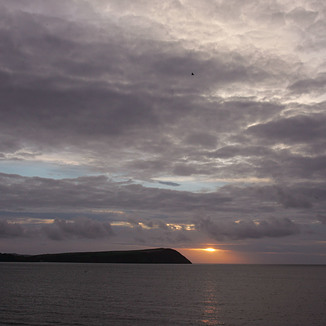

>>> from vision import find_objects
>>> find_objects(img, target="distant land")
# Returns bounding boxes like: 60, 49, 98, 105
0, 248, 192, 264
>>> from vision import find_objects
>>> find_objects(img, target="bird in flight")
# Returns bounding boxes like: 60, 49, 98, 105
191, 72, 194, 76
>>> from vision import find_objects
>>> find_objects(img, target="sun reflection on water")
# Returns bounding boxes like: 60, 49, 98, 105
200, 277, 225, 325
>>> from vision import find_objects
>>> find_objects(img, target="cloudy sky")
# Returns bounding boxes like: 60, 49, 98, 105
0, 0, 325, 263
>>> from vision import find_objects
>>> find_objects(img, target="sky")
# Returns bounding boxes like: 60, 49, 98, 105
0, 0, 326, 264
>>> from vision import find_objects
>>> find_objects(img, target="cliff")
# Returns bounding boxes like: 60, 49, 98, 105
0, 248, 191, 264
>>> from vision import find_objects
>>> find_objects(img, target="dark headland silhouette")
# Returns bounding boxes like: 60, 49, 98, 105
0, 248, 192, 264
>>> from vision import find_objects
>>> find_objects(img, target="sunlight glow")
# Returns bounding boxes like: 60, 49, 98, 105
7, 218, 55, 225
188, 247, 219, 253
178, 247, 247, 264
203, 248, 217, 252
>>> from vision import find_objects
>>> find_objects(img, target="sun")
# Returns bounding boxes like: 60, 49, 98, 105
203, 248, 217, 252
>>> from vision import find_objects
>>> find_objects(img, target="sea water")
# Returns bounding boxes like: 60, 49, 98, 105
0, 263, 325, 326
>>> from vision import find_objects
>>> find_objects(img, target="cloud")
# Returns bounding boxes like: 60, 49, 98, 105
289, 74, 326, 95
42, 217, 114, 240
0, 220, 25, 238
158, 181, 180, 187
184, 132, 218, 148
0, 173, 232, 215
247, 114, 326, 145
0, 171, 324, 219
0, 1, 326, 261
197, 217, 300, 241
207, 145, 273, 159
0, 216, 114, 241
285, 6, 318, 27
317, 215, 326, 225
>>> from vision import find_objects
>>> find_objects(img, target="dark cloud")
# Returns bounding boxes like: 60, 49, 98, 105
184, 132, 218, 148
247, 114, 326, 145
0, 173, 230, 213
285, 7, 318, 27
317, 215, 326, 225
0, 216, 114, 240
289, 74, 326, 94
158, 181, 180, 187
197, 217, 300, 241
220, 182, 324, 211
0, 1, 325, 261
207, 145, 273, 159
42, 217, 114, 240
172, 164, 202, 176
0, 0, 285, 163
0, 172, 323, 230
0, 220, 25, 238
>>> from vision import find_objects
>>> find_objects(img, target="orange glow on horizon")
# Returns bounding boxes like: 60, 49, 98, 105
186, 247, 219, 253
177, 247, 249, 264
203, 248, 217, 252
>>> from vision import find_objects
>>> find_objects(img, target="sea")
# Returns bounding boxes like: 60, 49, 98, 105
0, 263, 325, 326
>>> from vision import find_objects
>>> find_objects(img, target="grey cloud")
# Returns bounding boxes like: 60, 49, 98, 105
0, 216, 114, 240
244, 150, 326, 181
0, 135, 21, 153
152, 52, 266, 89
0, 173, 231, 213
274, 187, 313, 209
0, 1, 286, 152
184, 132, 218, 148
154, 220, 170, 230
42, 217, 114, 240
221, 183, 321, 211
158, 181, 180, 187
207, 145, 272, 159
2, 171, 322, 226
285, 7, 318, 27
298, 16, 326, 52
247, 114, 326, 144
128, 160, 170, 173
283, 155, 326, 179
0, 171, 324, 251
289, 73, 326, 94
317, 215, 326, 224
173, 164, 200, 176
0, 220, 25, 238
0, 0, 294, 188
197, 217, 300, 241
0, 0, 326, 260
0, 87, 160, 143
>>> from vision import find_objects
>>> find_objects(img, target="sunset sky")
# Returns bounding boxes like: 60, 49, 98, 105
1, 0, 325, 264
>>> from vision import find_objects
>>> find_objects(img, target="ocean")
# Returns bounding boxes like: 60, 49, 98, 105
0, 263, 325, 326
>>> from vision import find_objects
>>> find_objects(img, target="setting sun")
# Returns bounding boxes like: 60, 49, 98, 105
203, 248, 217, 252
178, 247, 243, 264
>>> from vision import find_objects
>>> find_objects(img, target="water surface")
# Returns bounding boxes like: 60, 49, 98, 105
1, 263, 325, 325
